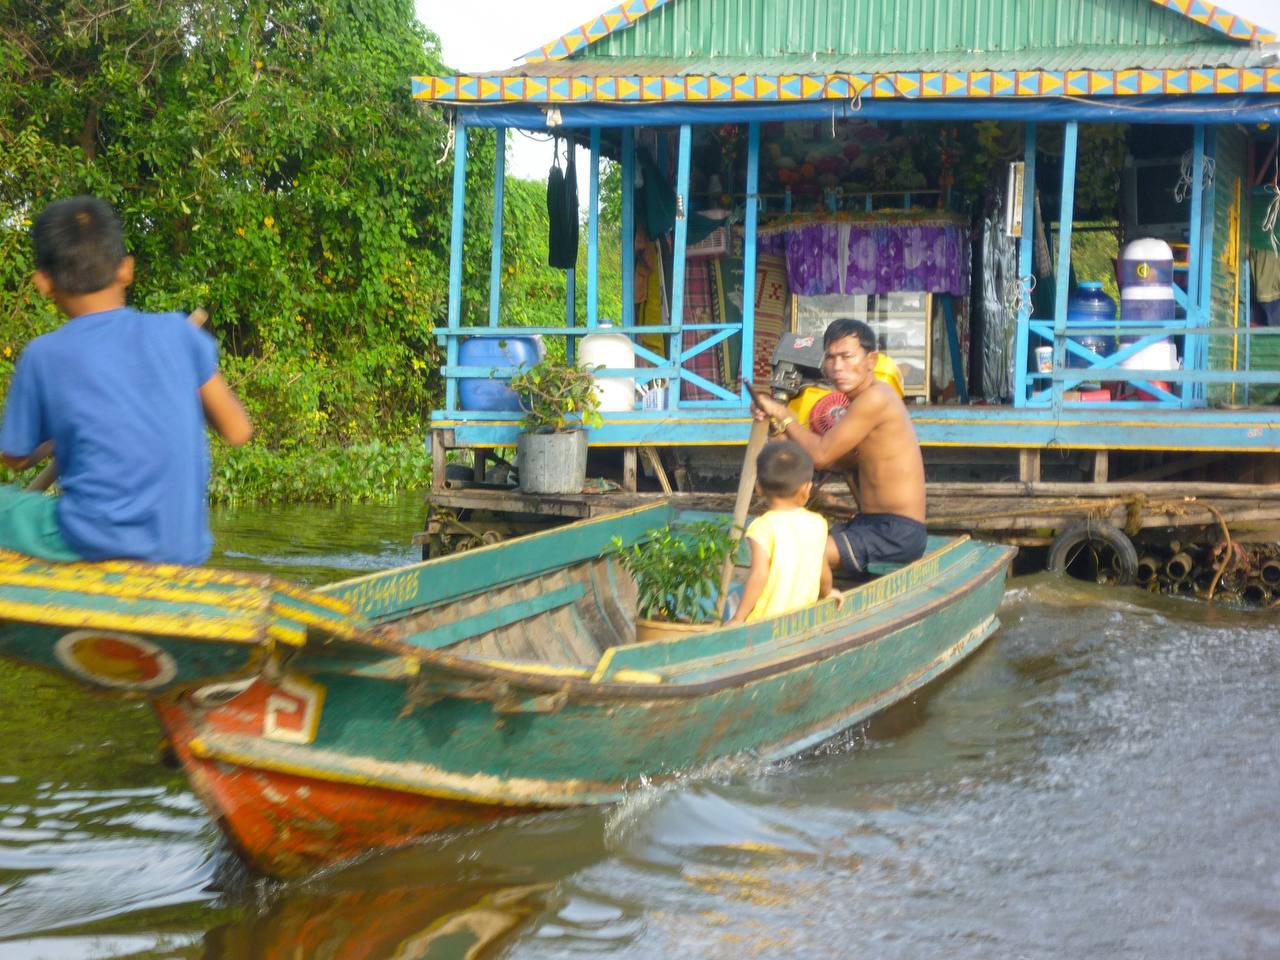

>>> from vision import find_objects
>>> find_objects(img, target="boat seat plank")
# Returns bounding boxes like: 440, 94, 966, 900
398, 583, 586, 651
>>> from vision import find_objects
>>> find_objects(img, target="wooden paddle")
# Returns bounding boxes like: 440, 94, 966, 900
24, 308, 209, 493
717, 414, 770, 619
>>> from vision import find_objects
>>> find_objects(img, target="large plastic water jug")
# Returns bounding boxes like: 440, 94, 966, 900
458, 336, 541, 411
1066, 282, 1117, 363
579, 322, 636, 412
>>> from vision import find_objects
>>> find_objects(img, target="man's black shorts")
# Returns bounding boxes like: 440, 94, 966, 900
830, 512, 928, 573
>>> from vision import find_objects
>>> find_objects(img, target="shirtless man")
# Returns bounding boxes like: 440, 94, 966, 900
750, 318, 927, 575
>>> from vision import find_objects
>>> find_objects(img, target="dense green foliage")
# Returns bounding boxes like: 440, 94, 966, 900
0, 0, 502, 500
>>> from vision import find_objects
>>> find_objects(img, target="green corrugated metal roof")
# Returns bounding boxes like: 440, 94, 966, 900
575, 0, 1246, 61
498, 44, 1262, 77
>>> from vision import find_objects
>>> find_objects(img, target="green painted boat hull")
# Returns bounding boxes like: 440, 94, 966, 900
0, 504, 1014, 876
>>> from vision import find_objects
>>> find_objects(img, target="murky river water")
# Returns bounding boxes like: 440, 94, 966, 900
0, 497, 1276, 959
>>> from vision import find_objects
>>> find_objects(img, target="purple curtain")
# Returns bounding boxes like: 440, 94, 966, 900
846, 223, 969, 297
759, 221, 969, 297
783, 224, 843, 296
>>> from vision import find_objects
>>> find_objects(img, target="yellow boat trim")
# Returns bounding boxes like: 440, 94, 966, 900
466, 658, 664, 685
269, 602, 365, 640
0, 597, 261, 641
0, 552, 357, 617
469, 659, 592, 678
0, 568, 270, 611
266, 622, 306, 647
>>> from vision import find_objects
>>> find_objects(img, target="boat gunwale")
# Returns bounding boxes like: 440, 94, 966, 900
384, 544, 1014, 702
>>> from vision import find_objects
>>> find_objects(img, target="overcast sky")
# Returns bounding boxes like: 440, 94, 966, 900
416, 0, 1280, 181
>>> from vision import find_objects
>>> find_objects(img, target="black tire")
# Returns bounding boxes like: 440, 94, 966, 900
1047, 520, 1138, 586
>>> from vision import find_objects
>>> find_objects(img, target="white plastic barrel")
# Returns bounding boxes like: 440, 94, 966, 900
579, 322, 636, 411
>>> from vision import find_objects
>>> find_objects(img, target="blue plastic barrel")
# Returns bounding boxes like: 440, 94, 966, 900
458, 336, 540, 411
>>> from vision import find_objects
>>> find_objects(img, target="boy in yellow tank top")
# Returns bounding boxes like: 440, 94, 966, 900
726, 441, 841, 625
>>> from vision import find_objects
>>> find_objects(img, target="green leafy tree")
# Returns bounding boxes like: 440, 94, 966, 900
0, 0, 502, 498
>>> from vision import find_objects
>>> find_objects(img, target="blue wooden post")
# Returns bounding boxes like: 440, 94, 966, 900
1186, 124, 1206, 409
446, 123, 468, 412
741, 121, 761, 392
487, 127, 505, 327
565, 267, 576, 363
621, 127, 635, 326
1193, 126, 1216, 406
1051, 121, 1078, 413
587, 127, 600, 328
667, 124, 692, 409
1013, 122, 1036, 408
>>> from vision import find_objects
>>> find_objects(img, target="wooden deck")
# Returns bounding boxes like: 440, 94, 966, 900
416, 481, 1280, 553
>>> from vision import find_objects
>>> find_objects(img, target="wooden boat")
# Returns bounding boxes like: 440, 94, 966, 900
0, 502, 1014, 878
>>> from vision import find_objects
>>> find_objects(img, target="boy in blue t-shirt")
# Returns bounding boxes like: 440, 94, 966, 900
0, 196, 253, 565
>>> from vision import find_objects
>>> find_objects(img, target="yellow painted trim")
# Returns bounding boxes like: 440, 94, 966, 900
266, 622, 307, 647
0, 569, 268, 610
0, 597, 260, 641
919, 440, 1279, 452
589, 647, 619, 683
613, 668, 664, 684
470, 658, 592, 679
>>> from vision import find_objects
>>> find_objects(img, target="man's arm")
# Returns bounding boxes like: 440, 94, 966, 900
751, 388, 883, 470
199, 374, 253, 446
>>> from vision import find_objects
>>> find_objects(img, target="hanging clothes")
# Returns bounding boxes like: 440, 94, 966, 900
546, 139, 579, 269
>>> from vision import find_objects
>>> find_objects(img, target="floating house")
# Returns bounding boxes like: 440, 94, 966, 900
412, 0, 1280, 583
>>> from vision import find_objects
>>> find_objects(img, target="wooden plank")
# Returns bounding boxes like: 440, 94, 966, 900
643, 447, 673, 494
1092, 450, 1108, 484
1019, 449, 1041, 483
431, 430, 448, 494
623, 448, 637, 493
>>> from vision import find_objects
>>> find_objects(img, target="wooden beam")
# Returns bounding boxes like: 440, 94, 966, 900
1092, 449, 1108, 484
622, 447, 637, 493
643, 447, 673, 495
431, 430, 449, 494
1019, 448, 1041, 483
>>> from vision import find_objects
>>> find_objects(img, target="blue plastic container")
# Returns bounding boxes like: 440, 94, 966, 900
1066, 282, 1117, 365
458, 336, 540, 411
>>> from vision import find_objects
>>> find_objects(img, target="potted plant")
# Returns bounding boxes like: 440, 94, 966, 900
507, 357, 604, 494
609, 519, 740, 641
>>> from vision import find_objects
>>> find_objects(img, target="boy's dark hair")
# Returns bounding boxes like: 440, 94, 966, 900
756, 440, 814, 497
823, 318, 877, 353
31, 196, 127, 294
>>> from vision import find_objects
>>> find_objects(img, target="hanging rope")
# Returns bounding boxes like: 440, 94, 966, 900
1174, 148, 1216, 203
1008, 272, 1036, 317
436, 110, 456, 166
1261, 134, 1280, 255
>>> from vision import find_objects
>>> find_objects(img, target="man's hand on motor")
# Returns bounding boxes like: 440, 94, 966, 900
750, 390, 789, 422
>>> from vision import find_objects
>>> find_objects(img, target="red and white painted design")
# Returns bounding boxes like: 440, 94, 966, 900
54, 630, 177, 690
197, 675, 326, 745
